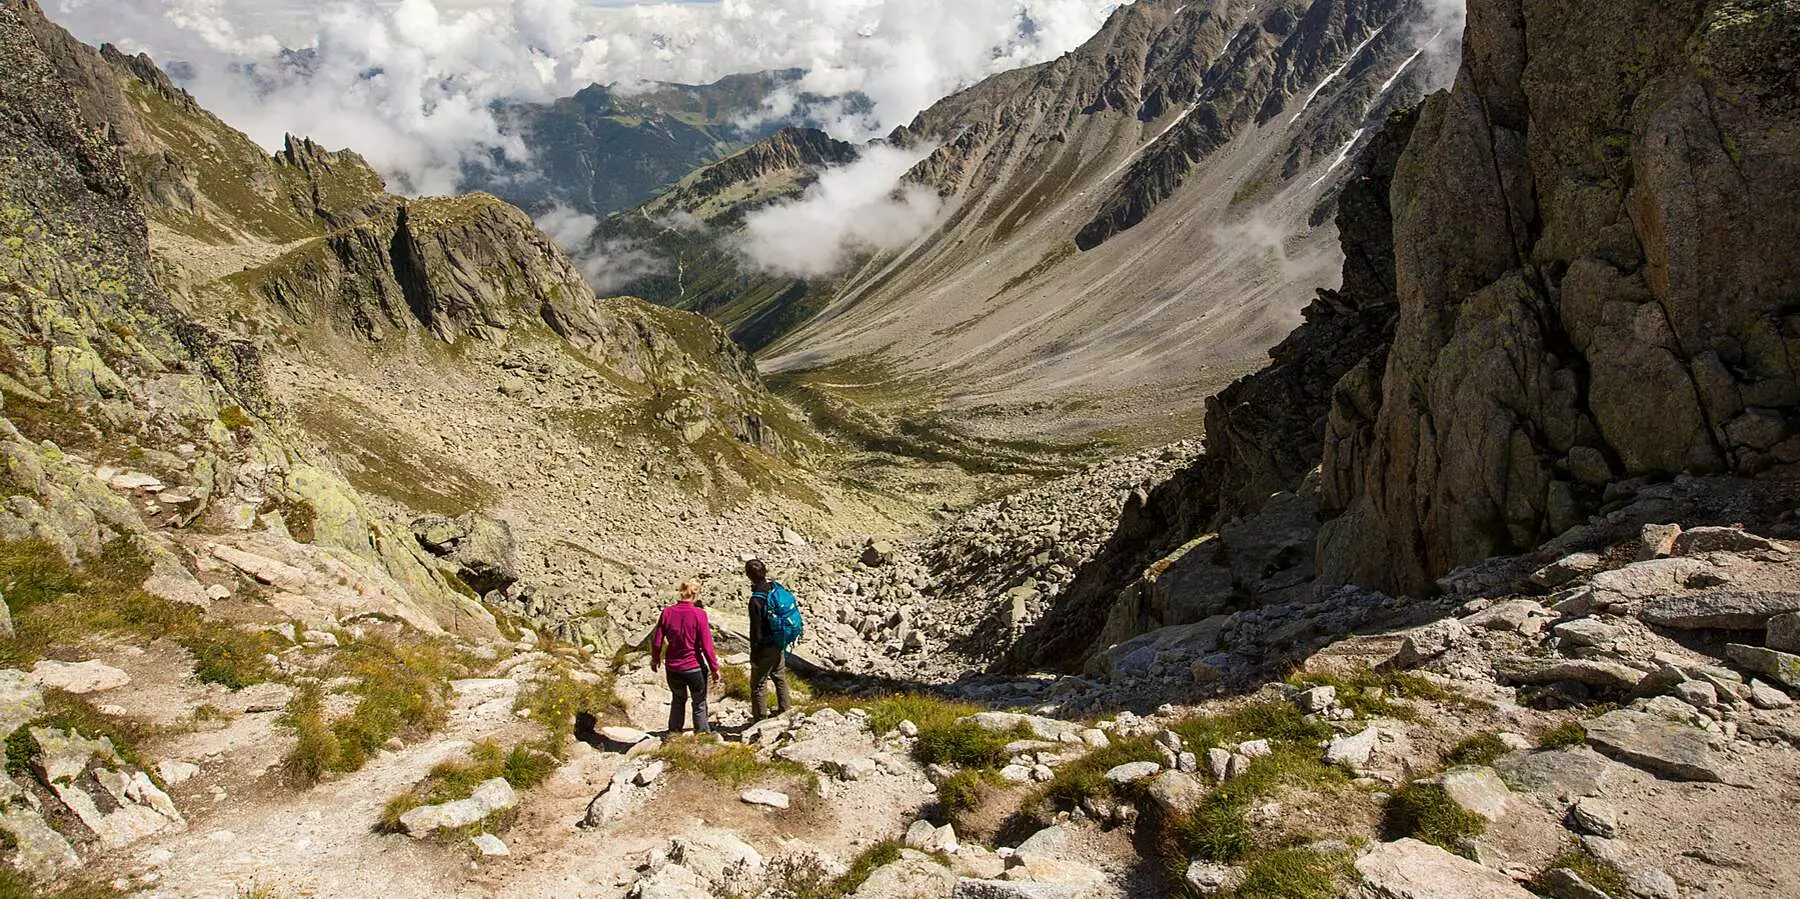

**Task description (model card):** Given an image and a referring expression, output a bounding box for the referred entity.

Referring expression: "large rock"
[965,712,1080,742]
[1726,644,1800,691]
[1434,766,1512,821]
[852,850,958,899]
[1494,657,1645,692]
[29,658,130,694]
[0,806,80,882]
[0,668,44,741]
[1144,770,1205,815]
[1317,0,1800,595]
[1641,591,1800,630]
[1390,618,1469,668]
[411,513,519,594]
[398,778,518,836]
[952,880,1082,899]
[1494,748,1613,799]
[1354,838,1536,898]
[1583,710,1732,783]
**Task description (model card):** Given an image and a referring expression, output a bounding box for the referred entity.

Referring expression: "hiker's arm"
[701,620,721,674]
[650,615,664,671]
[748,596,765,646]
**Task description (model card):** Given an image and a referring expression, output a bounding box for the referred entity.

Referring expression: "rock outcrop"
[1025,0,1800,668]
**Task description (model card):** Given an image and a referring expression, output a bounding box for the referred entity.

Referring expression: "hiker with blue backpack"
[745,558,803,720]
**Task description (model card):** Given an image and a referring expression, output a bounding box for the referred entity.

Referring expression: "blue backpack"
[757,581,804,648]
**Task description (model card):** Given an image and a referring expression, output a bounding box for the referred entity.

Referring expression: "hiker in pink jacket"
[651,579,721,734]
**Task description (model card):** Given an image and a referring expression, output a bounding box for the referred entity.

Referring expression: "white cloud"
[534,203,600,252]
[44,0,1117,196]
[734,143,940,278]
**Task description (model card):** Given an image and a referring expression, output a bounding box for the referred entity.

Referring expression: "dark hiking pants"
[667,667,709,733]
[750,645,790,719]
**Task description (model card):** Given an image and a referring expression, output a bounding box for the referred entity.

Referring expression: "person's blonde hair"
[679,579,701,603]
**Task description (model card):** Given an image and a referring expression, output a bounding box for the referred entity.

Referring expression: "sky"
[43,0,1120,195]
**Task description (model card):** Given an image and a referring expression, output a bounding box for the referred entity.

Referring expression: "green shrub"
[218,405,255,432]
[1383,783,1486,850]
[937,769,986,822]
[1444,732,1510,767]
[1040,734,1163,805]
[1234,847,1354,899]
[1534,848,1629,897]
[515,665,622,759]
[1539,721,1588,750]
[281,635,465,784]
[1173,701,1333,749]
[378,740,554,834]
[915,720,1017,768]
[834,841,903,895]
[0,538,275,688]
[859,694,983,738]
[653,738,808,789]
[6,689,156,778]
[1169,792,1255,863]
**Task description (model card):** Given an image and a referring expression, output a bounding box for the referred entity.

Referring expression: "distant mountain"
[472,70,869,219]
[599,0,1455,445]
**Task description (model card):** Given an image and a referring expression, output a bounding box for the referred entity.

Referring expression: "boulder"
[854,852,959,898]
[1354,839,1535,898]
[1583,710,1732,783]
[410,513,519,593]
[29,659,130,694]
[1494,658,1645,692]
[398,778,517,836]
[0,806,80,882]
[1494,748,1613,799]
[669,828,764,892]
[1530,552,1604,589]
[1325,727,1381,767]
[1295,686,1337,714]
[861,540,896,567]
[471,833,509,856]
[0,669,44,741]
[1767,612,1800,654]
[1566,797,1619,838]
[1184,860,1245,895]
[965,712,1080,742]
[1725,644,1800,691]
[1537,867,1612,899]
[1641,591,1800,629]
[952,880,1081,899]
[1434,767,1512,821]
[1552,618,1626,648]
[1145,771,1205,816]
[740,788,790,809]
[1749,679,1795,710]
[1637,524,1681,561]
[1102,761,1160,784]
[1672,527,1786,557]
[1390,618,1469,668]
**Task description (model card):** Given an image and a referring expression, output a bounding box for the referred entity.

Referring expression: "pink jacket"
[652,600,721,673]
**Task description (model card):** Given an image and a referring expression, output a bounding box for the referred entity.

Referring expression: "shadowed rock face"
[1320,0,1800,593]
[1018,0,1800,666]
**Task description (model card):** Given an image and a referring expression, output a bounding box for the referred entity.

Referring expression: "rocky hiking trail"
[20,515,1800,898]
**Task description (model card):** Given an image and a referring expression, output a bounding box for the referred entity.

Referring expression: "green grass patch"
[0,538,276,689]
[1443,732,1510,767]
[6,689,156,778]
[1040,734,1164,805]
[1383,783,1486,851]
[719,664,750,701]
[653,737,810,789]
[1172,701,1334,749]
[937,768,991,825]
[1285,670,1471,721]
[1233,847,1355,899]
[1539,721,1588,750]
[856,694,982,738]
[514,664,623,759]
[915,720,1023,769]
[835,840,904,894]
[1533,847,1629,897]
[280,634,465,784]
[378,739,554,834]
